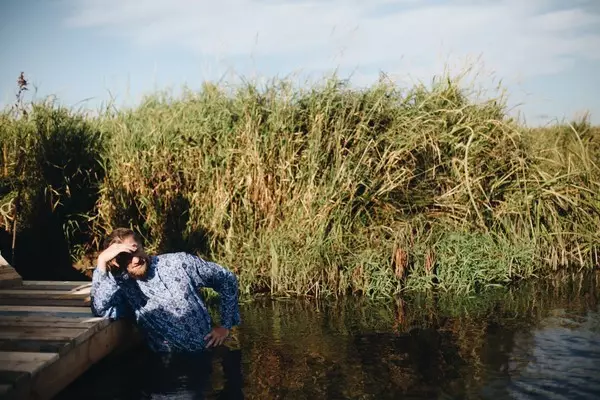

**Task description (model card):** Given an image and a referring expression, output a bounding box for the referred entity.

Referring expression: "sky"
[1,0,599,126]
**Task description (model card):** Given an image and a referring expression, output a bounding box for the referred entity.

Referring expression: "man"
[90,227,241,352]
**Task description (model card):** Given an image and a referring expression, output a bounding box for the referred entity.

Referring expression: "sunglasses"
[115,252,134,268]
[111,249,145,271]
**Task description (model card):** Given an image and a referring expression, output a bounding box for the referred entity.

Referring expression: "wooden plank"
[0,289,90,296]
[0,339,70,354]
[0,314,101,321]
[0,291,89,299]
[0,352,58,374]
[0,298,90,307]
[16,284,87,291]
[0,305,92,313]
[0,254,22,289]
[0,264,19,278]
[0,328,89,341]
[21,282,89,291]
[0,283,92,307]
[0,279,21,289]
[1,277,90,291]
[0,267,18,276]
[0,320,98,329]
[22,281,86,286]
[0,320,111,355]
[36,320,139,399]
[0,318,111,350]
[0,290,91,307]
[0,352,58,365]
[0,352,59,399]
[0,273,139,399]
[0,315,104,325]
[0,352,57,398]
[1,320,139,400]
[0,312,95,320]
[0,316,106,332]
[0,276,21,290]
[0,269,19,276]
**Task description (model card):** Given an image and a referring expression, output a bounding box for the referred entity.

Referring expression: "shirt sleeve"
[90,267,131,320]
[180,253,242,329]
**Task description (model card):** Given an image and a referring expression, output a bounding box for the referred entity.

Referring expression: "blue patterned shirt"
[90,252,241,352]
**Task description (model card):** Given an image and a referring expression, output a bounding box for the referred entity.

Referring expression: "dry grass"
[1,73,598,297]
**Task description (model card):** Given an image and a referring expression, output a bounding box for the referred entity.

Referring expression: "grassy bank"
[1,73,599,296]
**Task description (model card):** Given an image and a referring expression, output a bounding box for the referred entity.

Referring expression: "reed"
[1,72,598,296]
[0,96,104,267]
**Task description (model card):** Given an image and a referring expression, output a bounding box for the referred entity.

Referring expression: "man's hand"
[204,326,229,348]
[97,243,137,272]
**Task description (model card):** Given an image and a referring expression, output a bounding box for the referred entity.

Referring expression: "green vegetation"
[233,271,600,399]
[1,72,598,297]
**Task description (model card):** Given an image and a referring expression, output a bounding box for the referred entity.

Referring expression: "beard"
[127,257,150,279]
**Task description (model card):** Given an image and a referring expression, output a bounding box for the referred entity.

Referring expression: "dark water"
[56,274,600,400]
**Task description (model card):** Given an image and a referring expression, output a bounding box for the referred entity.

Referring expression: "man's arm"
[90,267,130,319]
[89,241,137,320]
[181,253,242,330]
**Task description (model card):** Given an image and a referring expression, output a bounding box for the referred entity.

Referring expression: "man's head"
[103,227,150,279]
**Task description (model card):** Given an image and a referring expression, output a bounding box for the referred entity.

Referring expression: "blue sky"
[1,0,599,126]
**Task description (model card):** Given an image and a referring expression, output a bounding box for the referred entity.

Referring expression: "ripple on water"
[54,279,600,400]
[505,311,600,400]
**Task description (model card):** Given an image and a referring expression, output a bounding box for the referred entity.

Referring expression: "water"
[56,274,600,399]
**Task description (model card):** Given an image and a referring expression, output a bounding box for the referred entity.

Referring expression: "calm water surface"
[57,274,600,399]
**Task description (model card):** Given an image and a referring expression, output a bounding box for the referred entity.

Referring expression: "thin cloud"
[64,0,600,87]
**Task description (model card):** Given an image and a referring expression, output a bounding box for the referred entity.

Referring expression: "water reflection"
[503,310,600,400]
[57,273,600,399]
[56,347,244,399]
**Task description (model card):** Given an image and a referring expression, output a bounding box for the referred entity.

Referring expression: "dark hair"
[102,227,143,250]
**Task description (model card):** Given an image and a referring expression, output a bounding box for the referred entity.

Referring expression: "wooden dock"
[0,254,138,400]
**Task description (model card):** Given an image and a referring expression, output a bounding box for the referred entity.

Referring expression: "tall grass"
[1,72,598,296]
[0,96,104,273]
